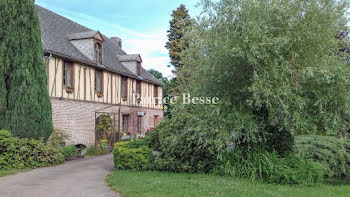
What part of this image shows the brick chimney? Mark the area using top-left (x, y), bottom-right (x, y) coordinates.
top-left (110, 37), bottom-right (122, 48)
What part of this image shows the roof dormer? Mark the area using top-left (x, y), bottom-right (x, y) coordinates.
top-left (117, 54), bottom-right (142, 76)
top-left (68, 30), bottom-right (104, 65)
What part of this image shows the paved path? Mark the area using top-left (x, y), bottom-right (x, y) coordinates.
top-left (0, 154), bottom-right (120, 197)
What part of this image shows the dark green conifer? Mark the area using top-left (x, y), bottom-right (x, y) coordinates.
top-left (0, 0), bottom-right (53, 140)
top-left (165, 4), bottom-right (192, 74)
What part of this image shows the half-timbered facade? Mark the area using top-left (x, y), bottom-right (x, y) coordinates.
top-left (36, 5), bottom-right (163, 146)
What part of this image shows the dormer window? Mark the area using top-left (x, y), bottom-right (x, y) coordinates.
top-left (94, 43), bottom-right (102, 64)
top-left (117, 54), bottom-right (142, 76)
top-left (68, 30), bottom-right (105, 63)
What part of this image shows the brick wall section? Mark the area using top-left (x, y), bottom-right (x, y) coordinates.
top-left (51, 98), bottom-right (163, 146)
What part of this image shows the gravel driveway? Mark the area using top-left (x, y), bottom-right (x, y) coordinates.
top-left (0, 154), bottom-right (120, 197)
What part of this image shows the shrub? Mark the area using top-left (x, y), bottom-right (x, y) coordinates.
top-left (127, 139), bottom-right (148, 148)
top-left (96, 114), bottom-right (113, 145)
top-left (120, 138), bottom-right (131, 142)
top-left (151, 105), bottom-right (228, 173)
top-left (0, 130), bottom-right (64, 170)
top-left (113, 140), bottom-right (154, 170)
top-left (47, 129), bottom-right (68, 148)
top-left (145, 128), bottom-right (160, 151)
top-left (214, 148), bottom-right (323, 185)
top-left (85, 145), bottom-right (109, 156)
top-left (295, 135), bottom-right (350, 177)
top-left (61, 145), bottom-right (78, 160)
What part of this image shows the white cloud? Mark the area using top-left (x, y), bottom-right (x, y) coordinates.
top-left (123, 32), bottom-right (174, 78)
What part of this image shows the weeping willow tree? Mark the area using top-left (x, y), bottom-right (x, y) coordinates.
top-left (0, 0), bottom-right (53, 140)
top-left (180, 0), bottom-right (350, 145)
top-left (156, 0), bottom-right (350, 161)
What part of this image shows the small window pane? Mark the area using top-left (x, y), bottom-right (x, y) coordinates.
top-left (64, 62), bottom-right (72, 88)
top-left (154, 85), bottom-right (158, 97)
top-left (96, 71), bottom-right (102, 93)
top-left (66, 65), bottom-right (71, 87)
top-left (95, 43), bottom-right (102, 64)
top-left (121, 77), bottom-right (127, 98)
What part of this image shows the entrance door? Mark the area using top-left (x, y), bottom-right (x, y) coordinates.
top-left (122, 115), bottom-right (129, 132)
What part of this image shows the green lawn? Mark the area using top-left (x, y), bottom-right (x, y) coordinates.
top-left (106, 170), bottom-right (350, 197)
top-left (0, 169), bottom-right (21, 177)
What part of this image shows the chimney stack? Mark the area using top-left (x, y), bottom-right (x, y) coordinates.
top-left (110, 37), bottom-right (122, 48)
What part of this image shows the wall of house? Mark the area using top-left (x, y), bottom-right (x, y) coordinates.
top-left (47, 56), bottom-right (163, 109)
top-left (51, 98), bottom-right (163, 146)
top-left (47, 56), bottom-right (164, 146)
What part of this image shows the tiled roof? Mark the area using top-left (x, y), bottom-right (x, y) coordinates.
top-left (117, 54), bottom-right (141, 62)
top-left (67, 30), bottom-right (101, 40)
top-left (36, 5), bottom-right (162, 86)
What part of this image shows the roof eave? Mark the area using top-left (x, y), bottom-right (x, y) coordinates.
top-left (44, 50), bottom-right (163, 86)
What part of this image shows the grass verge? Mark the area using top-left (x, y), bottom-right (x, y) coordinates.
top-left (0, 169), bottom-right (22, 177)
top-left (106, 170), bottom-right (350, 197)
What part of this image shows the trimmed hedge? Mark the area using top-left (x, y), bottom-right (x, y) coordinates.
top-left (0, 130), bottom-right (64, 170)
top-left (295, 135), bottom-right (350, 177)
top-left (113, 140), bottom-right (154, 170)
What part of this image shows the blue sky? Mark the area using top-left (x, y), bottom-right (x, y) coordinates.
top-left (35, 0), bottom-right (202, 78)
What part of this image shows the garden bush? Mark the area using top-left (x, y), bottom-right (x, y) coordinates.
top-left (295, 135), bottom-right (350, 177)
top-left (145, 129), bottom-right (160, 151)
top-left (61, 145), bottom-right (78, 160)
top-left (85, 145), bottom-right (110, 156)
top-left (0, 130), bottom-right (64, 170)
top-left (113, 140), bottom-right (154, 170)
top-left (214, 149), bottom-right (323, 185)
top-left (149, 104), bottom-right (229, 173)
top-left (47, 129), bottom-right (68, 148)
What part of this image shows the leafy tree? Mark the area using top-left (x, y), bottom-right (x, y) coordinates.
top-left (148, 69), bottom-right (176, 117)
top-left (0, 0), bottom-right (53, 140)
top-left (165, 4), bottom-right (192, 74)
top-left (181, 0), bottom-right (350, 145)
top-left (157, 0), bottom-right (350, 161)
top-left (148, 69), bottom-right (170, 97)
top-left (148, 69), bottom-right (166, 81)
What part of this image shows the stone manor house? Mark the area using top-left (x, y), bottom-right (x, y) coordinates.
top-left (36, 5), bottom-right (164, 146)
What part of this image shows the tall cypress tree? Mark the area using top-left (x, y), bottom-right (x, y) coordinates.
top-left (0, 1), bottom-right (8, 129)
top-left (0, 0), bottom-right (53, 140)
top-left (165, 4), bottom-right (192, 74)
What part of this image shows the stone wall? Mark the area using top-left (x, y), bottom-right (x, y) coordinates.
top-left (51, 98), bottom-right (163, 146)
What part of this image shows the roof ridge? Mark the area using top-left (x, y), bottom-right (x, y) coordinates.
top-left (35, 5), bottom-right (92, 32)
top-left (35, 4), bottom-right (163, 86)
